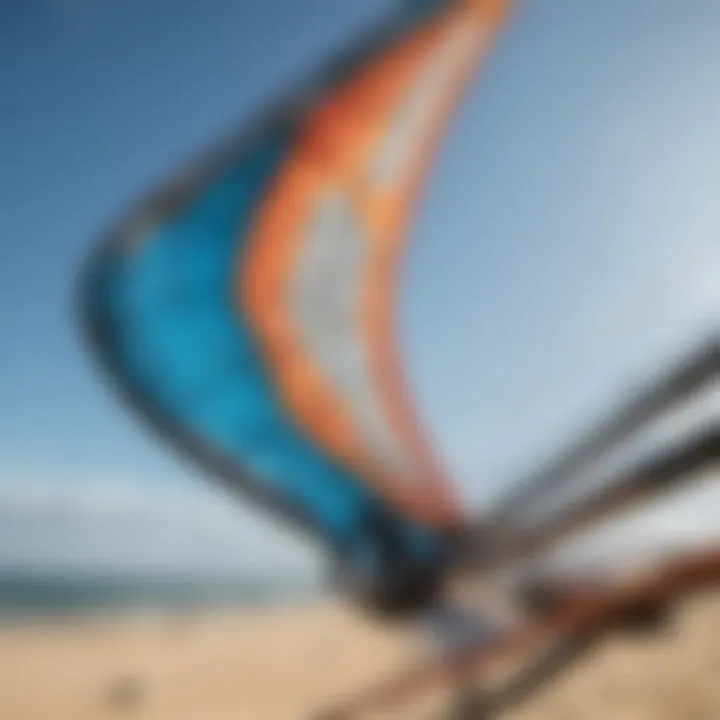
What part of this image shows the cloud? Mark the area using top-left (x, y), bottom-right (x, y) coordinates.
top-left (0, 476), bottom-right (321, 577)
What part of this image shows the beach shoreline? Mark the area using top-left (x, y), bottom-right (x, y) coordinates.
top-left (3, 592), bottom-right (720, 719)
top-left (0, 601), bottom-right (418, 720)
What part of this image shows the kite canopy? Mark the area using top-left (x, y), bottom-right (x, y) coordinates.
top-left (80, 0), bottom-right (511, 612)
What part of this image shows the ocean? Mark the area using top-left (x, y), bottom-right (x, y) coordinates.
top-left (0, 568), bottom-right (322, 619)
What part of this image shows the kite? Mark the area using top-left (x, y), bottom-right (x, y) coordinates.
top-left (80, 0), bottom-right (511, 614)
top-left (78, 0), bottom-right (719, 717)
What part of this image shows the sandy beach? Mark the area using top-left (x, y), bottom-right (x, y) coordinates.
top-left (3, 592), bottom-right (720, 720)
top-left (0, 601), bottom-right (420, 720)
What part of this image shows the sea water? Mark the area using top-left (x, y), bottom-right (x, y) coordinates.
top-left (0, 568), bottom-right (322, 620)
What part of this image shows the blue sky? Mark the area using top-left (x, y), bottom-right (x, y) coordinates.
top-left (1, 0), bottom-right (718, 574)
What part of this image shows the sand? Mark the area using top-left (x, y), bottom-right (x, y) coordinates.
top-left (0, 602), bottom-right (419, 720)
top-left (3, 592), bottom-right (720, 720)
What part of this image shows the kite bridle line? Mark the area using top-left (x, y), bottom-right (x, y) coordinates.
top-left (317, 332), bottom-right (719, 719)
top-left (461, 334), bottom-right (720, 569)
